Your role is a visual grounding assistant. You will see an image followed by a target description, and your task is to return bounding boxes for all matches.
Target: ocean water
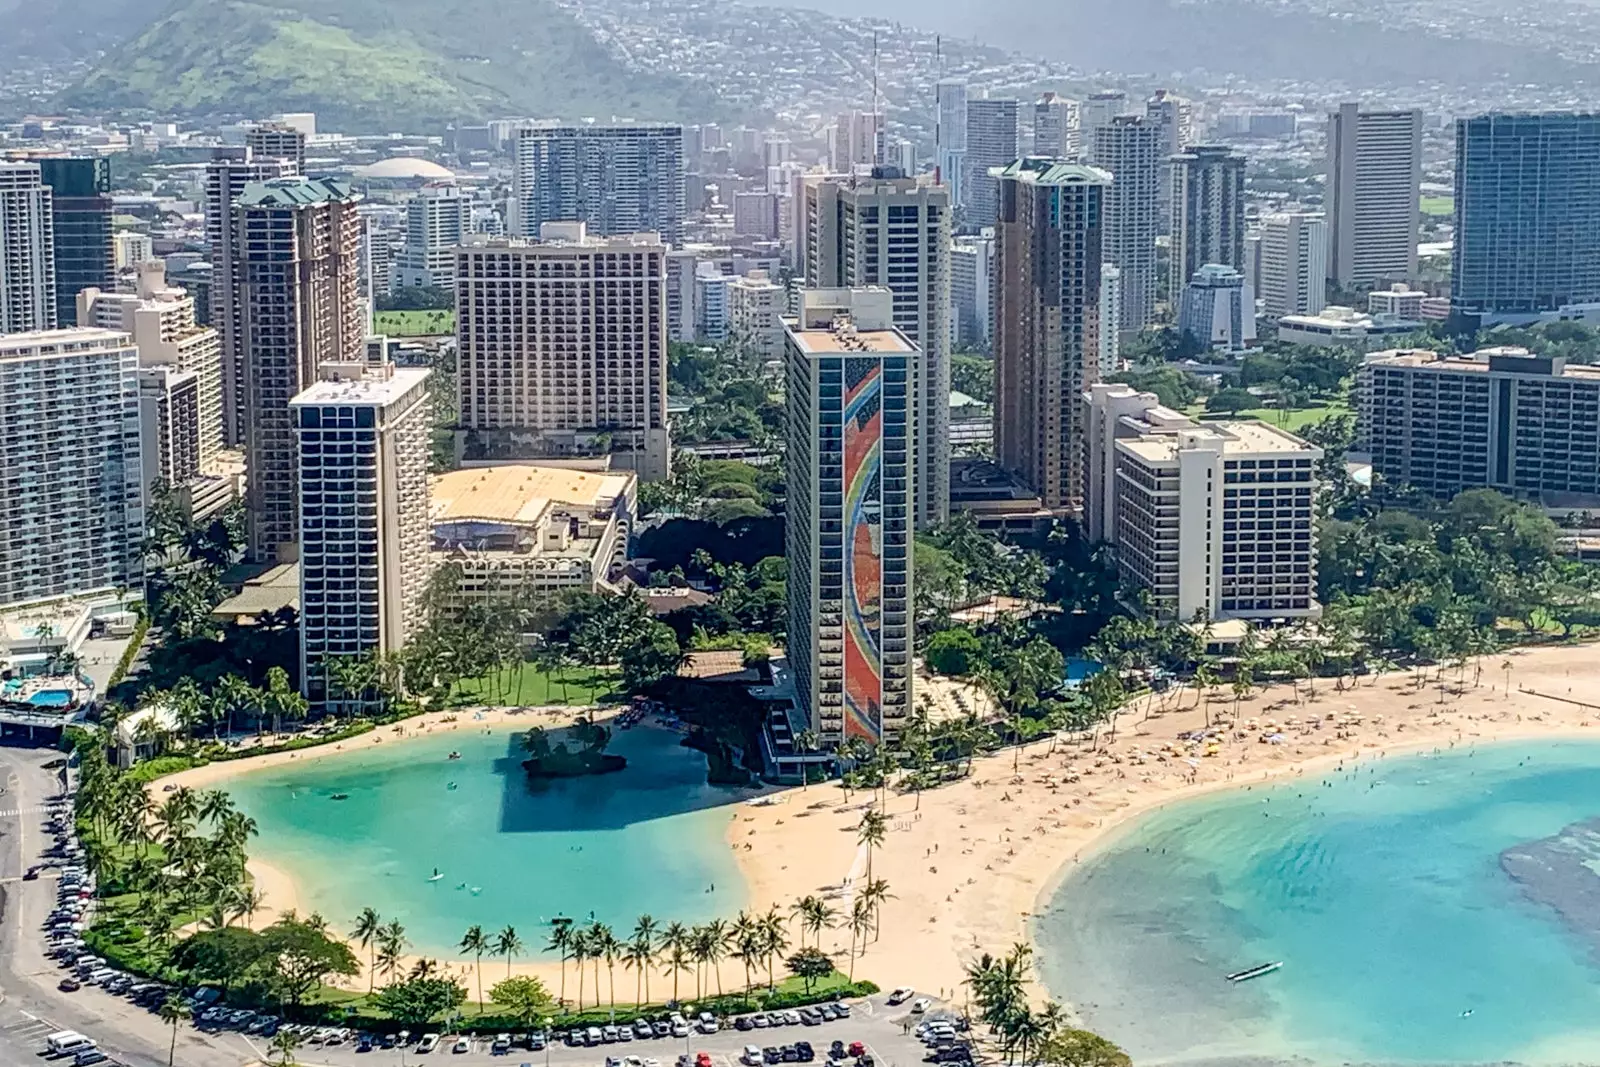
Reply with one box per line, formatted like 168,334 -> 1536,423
1033,740 -> 1600,1066
225,724 -> 747,956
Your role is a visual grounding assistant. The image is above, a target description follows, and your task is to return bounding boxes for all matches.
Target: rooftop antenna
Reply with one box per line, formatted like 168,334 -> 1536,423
872,31 -> 882,167
934,35 -> 943,184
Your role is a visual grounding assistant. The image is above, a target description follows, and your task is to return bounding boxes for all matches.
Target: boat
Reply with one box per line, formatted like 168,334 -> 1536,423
447,751 -> 462,760
330,793 -> 350,801
1226,962 -> 1283,983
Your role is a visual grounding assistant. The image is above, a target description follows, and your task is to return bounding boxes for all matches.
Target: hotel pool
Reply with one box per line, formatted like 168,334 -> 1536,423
26,690 -> 73,708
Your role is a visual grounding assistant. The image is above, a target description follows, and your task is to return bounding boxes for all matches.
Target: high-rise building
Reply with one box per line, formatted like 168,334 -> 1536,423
291,361 -> 432,707
0,161 -> 57,333
206,148 -> 299,446
935,80 -> 969,205
695,266 -> 732,342
949,231 -> 994,350
733,191 -> 781,240
1145,90 -> 1194,230
991,158 -> 1112,510
1359,346 -> 1600,504
803,172 -> 952,525
1169,145 -> 1247,299
1034,93 -> 1079,159
1451,112 -> 1600,324
964,98 -> 1021,228
1082,383 -> 1320,622
395,181 -> 469,291
729,270 -> 785,361
1257,212 -> 1328,317
1177,264 -> 1256,352
234,177 -> 365,564
35,158 -> 113,328
1079,91 -> 1132,155
1094,116 -> 1162,335
1325,103 -> 1422,287
783,287 -> 916,746
455,225 -> 670,481
831,110 -> 884,171
1099,264 -> 1122,376
244,122 -> 308,171
512,123 -> 685,245
0,329 -> 143,609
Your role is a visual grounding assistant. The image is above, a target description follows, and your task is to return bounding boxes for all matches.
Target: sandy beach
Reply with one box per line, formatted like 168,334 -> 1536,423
148,644 -> 1600,1007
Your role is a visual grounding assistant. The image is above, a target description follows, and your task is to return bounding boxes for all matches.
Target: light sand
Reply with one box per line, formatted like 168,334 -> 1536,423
148,646 -> 1600,1009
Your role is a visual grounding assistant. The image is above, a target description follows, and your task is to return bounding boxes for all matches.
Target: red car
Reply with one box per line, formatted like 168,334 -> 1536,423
696,1053 -> 714,1067
847,1043 -> 865,1058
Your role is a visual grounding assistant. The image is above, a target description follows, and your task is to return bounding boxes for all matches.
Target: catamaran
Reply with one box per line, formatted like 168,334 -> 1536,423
1226,962 -> 1283,982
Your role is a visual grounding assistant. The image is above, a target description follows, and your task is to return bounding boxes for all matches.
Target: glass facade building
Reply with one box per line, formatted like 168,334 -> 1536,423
36,158 -> 113,328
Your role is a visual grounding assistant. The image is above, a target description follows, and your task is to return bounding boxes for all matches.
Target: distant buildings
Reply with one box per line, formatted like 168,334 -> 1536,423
991,158 -> 1112,511
1277,305 -> 1422,348
1255,212 -> 1328,317
1169,146 -> 1247,300
1325,103 -> 1422,287
1034,93 -> 1078,159
935,80 -> 969,206
1368,283 -> 1429,319
831,110 -> 884,171
1094,116 -> 1162,336
454,226 -> 670,482
783,288 -> 917,747
1451,112 -> 1600,325
949,231 -> 994,350
244,122 -> 307,172
729,270 -> 785,361
395,181 -> 468,291
1359,346 -> 1600,504
1078,91 -> 1131,153
512,123 -> 685,246
1178,264 -> 1256,352
0,161 -> 57,333
1145,90 -> 1195,230
0,329 -> 143,610
695,267 -> 731,343
733,191 -> 781,241
1082,384 -> 1321,623
964,98 -> 1021,229
291,362 -> 432,707
35,158 -> 113,328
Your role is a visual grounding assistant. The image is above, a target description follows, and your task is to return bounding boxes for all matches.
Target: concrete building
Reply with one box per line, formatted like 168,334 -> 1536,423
454,225 -> 670,482
35,158 -> 113,328
1083,383 -> 1321,622
991,158 -> 1112,511
1094,116 -> 1162,336
964,98 -> 1021,228
205,147 -> 299,446
802,171 -> 952,526
949,231 -> 993,350
1178,264 -> 1256,352
1145,90 -> 1195,231
245,122 -> 307,171
1078,91 -> 1132,155
1257,212 -> 1328,317
1277,305 -> 1422,348
783,288 -> 916,746
831,110 -> 884,171
1359,346 -> 1600,504
695,266 -> 732,342
0,161 -> 56,333
395,181 -> 469,291
1325,103 -> 1422,287
136,365 -> 203,509
429,464 -> 634,606
1034,93 -> 1079,159
1099,264 -> 1122,376
114,231 -> 155,270
733,191 -> 781,240
935,80 -> 969,207
512,123 -> 685,245
1169,146 -> 1247,300
1368,283 -> 1429,318
291,362 -> 431,707
729,270 -> 785,361
234,177 -> 365,564
1451,112 -> 1600,325
0,329 -> 143,610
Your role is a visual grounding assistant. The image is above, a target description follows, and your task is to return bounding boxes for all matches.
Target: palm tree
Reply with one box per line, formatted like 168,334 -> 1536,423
791,895 -> 835,949
159,993 -> 190,1067
666,945 -> 692,1005
546,922 -> 574,1007
702,918 -> 731,996
460,924 -> 490,1008
859,879 -> 894,943
495,926 -> 524,980
856,809 -> 887,884
377,921 -> 408,985
759,906 -> 788,990
351,907 -> 383,993
845,898 -> 872,981
623,931 -> 655,1009
571,927 -> 591,1010
630,915 -> 659,1004
660,921 -> 691,1001
592,923 -> 620,1009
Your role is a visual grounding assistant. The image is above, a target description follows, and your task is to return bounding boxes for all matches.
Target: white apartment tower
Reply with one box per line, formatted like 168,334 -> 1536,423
0,329 -> 143,609
454,225 -> 671,482
964,98 -> 1021,228
831,111 -> 884,171
0,161 -> 57,333
1094,116 -> 1163,336
1257,212 -> 1329,317
803,173 -> 952,525
244,122 -> 308,171
292,362 -> 432,707
1034,93 -> 1079,159
949,232 -> 994,350
395,181 -> 469,290
512,124 -> 685,246
729,270 -> 785,361
935,80 -> 969,206
1326,103 -> 1422,287
1145,90 -> 1195,230
1079,91 -> 1132,155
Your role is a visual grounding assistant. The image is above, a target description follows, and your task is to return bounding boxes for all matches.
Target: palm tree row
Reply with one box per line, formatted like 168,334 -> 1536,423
964,944 -> 1128,1067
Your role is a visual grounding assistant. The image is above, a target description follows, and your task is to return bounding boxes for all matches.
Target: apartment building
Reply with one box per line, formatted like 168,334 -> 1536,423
1178,264 -> 1256,352
1326,103 -> 1422,287
244,122 -> 307,171
1094,117 -> 1162,335
395,181 -> 469,291
1034,93 -> 1079,159
1083,384 -> 1321,623
949,232 -> 994,350
35,158 -> 113,327
291,362 -> 432,707
784,288 -> 916,747
964,98 -> 1021,228
935,80 -> 968,206
729,270 -> 785,361
0,161 -> 57,333
454,225 -> 670,481
512,123 -> 685,245
0,329 -> 143,610
1145,90 -> 1195,231
1169,146 -> 1247,299
1256,212 -> 1328,317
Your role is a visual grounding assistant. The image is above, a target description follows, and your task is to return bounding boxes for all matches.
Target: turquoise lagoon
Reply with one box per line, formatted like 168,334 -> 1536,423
1033,740 -> 1600,1065
226,724 -> 746,957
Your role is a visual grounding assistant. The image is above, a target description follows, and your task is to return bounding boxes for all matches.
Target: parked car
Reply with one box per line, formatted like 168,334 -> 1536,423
453,1035 -> 473,1053
418,1033 -> 441,1053
887,988 -> 914,1006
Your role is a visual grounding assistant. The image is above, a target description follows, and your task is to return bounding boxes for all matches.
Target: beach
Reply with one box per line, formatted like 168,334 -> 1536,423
148,643 -> 1600,1004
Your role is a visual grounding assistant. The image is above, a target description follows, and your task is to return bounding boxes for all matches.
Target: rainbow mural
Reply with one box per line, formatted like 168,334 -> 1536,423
842,359 -> 884,743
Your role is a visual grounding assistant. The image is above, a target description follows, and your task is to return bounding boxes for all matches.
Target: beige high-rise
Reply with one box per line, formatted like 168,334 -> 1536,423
1326,103 -> 1422,288
455,225 -> 671,482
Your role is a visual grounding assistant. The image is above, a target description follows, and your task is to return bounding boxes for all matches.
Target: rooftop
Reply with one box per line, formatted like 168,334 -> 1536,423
1119,420 -> 1320,462
430,464 -> 633,526
1366,346 -> 1600,379
289,366 -> 430,407
788,322 -> 916,355
989,157 -> 1113,187
237,176 -> 356,207
0,328 -> 131,357
353,157 -> 455,181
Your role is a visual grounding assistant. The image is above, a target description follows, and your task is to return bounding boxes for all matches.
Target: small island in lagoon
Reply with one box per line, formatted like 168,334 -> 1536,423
520,716 -> 627,779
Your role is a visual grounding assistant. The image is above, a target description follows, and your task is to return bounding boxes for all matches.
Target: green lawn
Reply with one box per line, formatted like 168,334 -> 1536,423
452,664 -> 620,707
375,309 -> 455,337
1420,195 -> 1454,217
1189,400 -> 1347,433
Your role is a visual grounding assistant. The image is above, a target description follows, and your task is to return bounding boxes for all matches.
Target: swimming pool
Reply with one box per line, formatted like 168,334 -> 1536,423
1063,657 -> 1102,687
27,690 -> 74,708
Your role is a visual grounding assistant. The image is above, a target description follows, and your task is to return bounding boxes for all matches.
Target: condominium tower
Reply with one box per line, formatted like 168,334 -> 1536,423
0,329 -> 143,609
935,80 -> 969,205
454,225 -> 671,481
0,161 -> 57,333
512,124 -> 685,245
964,98 -> 1020,228
803,172 -> 952,525
292,362 -> 432,706
1094,116 -> 1162,336
991,158 -> 1112,511
244,122 -> 307,171
1034,93 -> 1079,159
1256,212 -> 1328,317
35,157 -> 114,327
1325,103 -> 1422,287
1169,146 -> 1247,298
1145,90 -> 1195,231
784,288 -> 917,746
395,181 -> 469,290
234,177 -> 365,564
1451,112 -> 1600,324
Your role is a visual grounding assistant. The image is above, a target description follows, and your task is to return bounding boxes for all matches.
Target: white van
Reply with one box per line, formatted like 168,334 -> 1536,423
46,1031 -> 95,1055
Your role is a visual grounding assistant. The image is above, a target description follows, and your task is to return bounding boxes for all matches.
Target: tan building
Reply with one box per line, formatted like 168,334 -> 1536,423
291,362 -> 432,707
1326,104 -> 1422,288
455,225 -> 670,481
235,177 -> 365,563
429,464 -> 635,606
728,270 -> 785,362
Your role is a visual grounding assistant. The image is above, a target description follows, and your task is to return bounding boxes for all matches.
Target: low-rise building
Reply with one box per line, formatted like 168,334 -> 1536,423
1367,283 -> 1429,319
1277,305 -> 1424,349
1178,264 -> 1256,353
729,270 -> 785,362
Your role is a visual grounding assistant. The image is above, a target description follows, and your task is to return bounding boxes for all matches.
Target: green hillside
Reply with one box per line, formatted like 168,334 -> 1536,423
58,0 -> 734,132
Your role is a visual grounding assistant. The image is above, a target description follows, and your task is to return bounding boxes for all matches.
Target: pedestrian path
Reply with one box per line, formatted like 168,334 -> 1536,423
0,805 -> 62,818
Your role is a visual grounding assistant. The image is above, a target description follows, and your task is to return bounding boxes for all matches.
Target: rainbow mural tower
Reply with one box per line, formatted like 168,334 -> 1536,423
784,289 -> 917,748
